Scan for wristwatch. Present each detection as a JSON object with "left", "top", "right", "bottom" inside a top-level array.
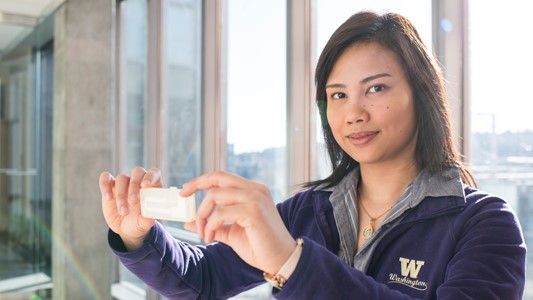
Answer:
[{"left": 263, "top": 238, "right": 304, "bottom": 289}]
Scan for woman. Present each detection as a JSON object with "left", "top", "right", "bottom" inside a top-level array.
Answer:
[{"left": 99, "top": 12, "right": 526, "bottom": 299}]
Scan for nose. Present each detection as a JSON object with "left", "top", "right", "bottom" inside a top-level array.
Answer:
[{"left": 345, "top": 96, "right": 368, "bottom": 124}]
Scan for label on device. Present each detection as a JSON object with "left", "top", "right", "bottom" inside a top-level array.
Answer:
[{"left": 140, "top": 187, "right": 196, "bottom": 222}]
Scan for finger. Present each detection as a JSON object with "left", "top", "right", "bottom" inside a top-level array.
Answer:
[
  {"left": 194, "top": 188, "right": 219, "bottom": 238},
  {"left": 195, "top": 188, "right": 251, "bottom": 238},
  {"left": 197, "top": 187, "right": 252, "bottom": 219},
  {"left": 210, "top": 223, "right": 235, "bottom": 246},
  {"left": 99, "top": 171, "right": 115, "bottom": 201},
  {"left": 99, "top": 171, "right": 117, "bottom": 215},
  {"left": 203, "top": 205, "right": 244, "bottom": 244},
  {"left": 184, "top": 220, "right": 198, "bottom": 233},
  {"left": 128, "top": 167, "right": 146, "bottom": 205},
  {"left": 203, "top": 205, "right": 232, "bottom": 243},
  {"left": 141, "top": 168, "right": 163, "bottom": 188},
  {"left": 115, "top": 173, "right": 130, "bottom": 215},
  {"left": 181, "top": 171, "right": 249, "bottom": 197}
]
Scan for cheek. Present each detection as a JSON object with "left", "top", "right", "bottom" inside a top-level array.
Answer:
[
  {"left": 327, "top": 107, "right": 343, "bottom": 131},
  {"left": 382, "top": 104, "right": 416, "bottom": 133},
  {"left": 326, "top": 107, "right": 345, "bottom": 139},
  {"left": 387, "top": 106, "right": 416, "bottom": 134}
]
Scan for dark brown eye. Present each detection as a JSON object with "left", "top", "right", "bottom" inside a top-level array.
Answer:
[
  {"left": 331, "top": 92, "right": 346, "bottom": 99},
  {"left": 367, "top": 85, "right": 385, "bottom": 93}
]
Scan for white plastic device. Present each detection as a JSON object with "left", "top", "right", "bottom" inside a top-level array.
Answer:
[{"left": 140, "top": 187, "right": 196, "bottom": 222}]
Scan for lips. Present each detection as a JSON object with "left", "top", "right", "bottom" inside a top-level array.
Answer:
[{"left": 346, "top": 131, "right": 379, "bottom": 145}]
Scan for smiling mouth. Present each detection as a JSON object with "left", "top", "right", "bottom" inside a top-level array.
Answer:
[{"left": 347, "top": 131, "right": 379, "bottom": 145}]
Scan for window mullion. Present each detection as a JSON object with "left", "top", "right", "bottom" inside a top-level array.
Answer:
[
  {"left": 432, "top": 0, "right": 469, "bottom": 159},
  {"left": 147, "top": 0, "right": 164, "bottom": 172},
  {"left": 287, "top": 0, "right": 313, "bottom": 190},
  {"left": 203, "top": 0, "right": 226, "bottom": 173}
]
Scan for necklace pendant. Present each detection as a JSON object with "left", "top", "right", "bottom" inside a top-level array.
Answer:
[{"left": 362, "top": 224, "right": 373, "bottom": 239}]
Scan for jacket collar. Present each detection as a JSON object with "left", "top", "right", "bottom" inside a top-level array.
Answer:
[{"left": 310, "top": 167, "right": 468, "bottom": 253}]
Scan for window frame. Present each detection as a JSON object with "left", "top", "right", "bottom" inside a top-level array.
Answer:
[{"left": 431, "top": 0, "right": 469, "bottom": 159}]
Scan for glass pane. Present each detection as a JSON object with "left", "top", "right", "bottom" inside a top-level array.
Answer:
[
  {"left": 162, "top": 0, "right": 203, "bottom": 232},
  {"left": 0, "top": 25, "right": 53, "bottom": 290},
  {"left": 122, "top": 0, "right": 148, "bottom": 172},
  {"left": 224, "top": 0, "right": 287, "bottom": 298},
  {"left": 468, "top": 1, "right": 533, "bottom": 297},
  {"left": 313, "top": 0, "right": 432, "bottom": 180},
  {"left": 225, "top": 0, "right": 288, "bottom": 203},
  {"left": 119, "top": 0, "right": 148, "bottom": 289},
  {"left": 165, "top": 0, "right": 203, "bottom": 187}
]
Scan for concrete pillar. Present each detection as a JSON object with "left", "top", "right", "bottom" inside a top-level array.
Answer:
[{"left": 52, "top": 0, "right": 116, "bottom": 299}]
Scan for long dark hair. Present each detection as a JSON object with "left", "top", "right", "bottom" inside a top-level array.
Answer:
[{"left": 308, "top": 11, "right": 476, "bottom": 188}]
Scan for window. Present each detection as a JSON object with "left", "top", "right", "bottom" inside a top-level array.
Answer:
[
  {"left": 468, "top": 1, "right": 533, "bottom": 297},
  {"left": 159, "top": 0, "right": 203, "bottom": 239},
  {"left": 114, "top": 0, "right": 204, "bottom": 298},
  {"left": 115, "top": 0, "right": 148, "bottom": 295},
  {"left": 164, "top": 0, "right": 202, "bottom": 188},
  {"left": 222, "top": 1, "right": 288, "bottom": 298},
  {"left": 119, "top": 0, "right": 148, "bottom": 172},
  {"left": 224, "top": 0, "right": 289, "bottom": 203},
  {"left": 0, "top": 16, "right": 54, "bottom": 293}
]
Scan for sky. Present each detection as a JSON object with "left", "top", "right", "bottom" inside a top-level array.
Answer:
[
  {"left": 468, "top": 0, "right": 533, "bottom": 134},
  {"left": 226, "top": 0, "right": 533, "bottom": 153},
  {"left": 226, "top": 0, "right": 287, "bottom": 154}
]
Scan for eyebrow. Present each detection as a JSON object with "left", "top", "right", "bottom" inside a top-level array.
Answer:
[
  {"left": 361, "top": 72, "right": 392, "bottom": 83},
  {"left": 325, "top": 72, "right": 393, "bottom": 89}
]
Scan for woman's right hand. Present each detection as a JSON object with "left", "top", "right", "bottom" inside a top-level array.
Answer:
[{"left": 99, "top": 167, "right": 160, "bottom": 251}]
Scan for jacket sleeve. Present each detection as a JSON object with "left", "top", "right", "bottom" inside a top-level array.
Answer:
[
  {"left": 435, "top": 193, "right": 526, "bottom": 299},
  {"left": 108, "top": 221, "right": 264, "bottom": 299}
]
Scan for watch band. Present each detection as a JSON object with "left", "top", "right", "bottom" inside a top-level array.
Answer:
[{"left": 263, "top": 238, "right": 304, "bottom": 289}]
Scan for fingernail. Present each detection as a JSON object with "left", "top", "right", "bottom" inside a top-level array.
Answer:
[{"left": 120, "top": 206, "right": 128, "bottom": 215}]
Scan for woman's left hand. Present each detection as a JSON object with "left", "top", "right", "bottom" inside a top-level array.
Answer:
[{"left": 180, "top": 171, "right": 296, "bottom": 275}]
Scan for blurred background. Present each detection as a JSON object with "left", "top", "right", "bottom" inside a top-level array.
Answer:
[{"left": 0, "top": 0, "right": 532, "bottom": 299}]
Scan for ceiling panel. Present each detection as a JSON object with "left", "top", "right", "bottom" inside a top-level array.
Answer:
[
  {"left": 0, "top": 0, "right": 64, "bottom": 59},
  {"left": 0, "top": 0, "right": 59, "bottom": 17},
  {"left": 0, "top": 24, "right": 31, "bottom": 51}
]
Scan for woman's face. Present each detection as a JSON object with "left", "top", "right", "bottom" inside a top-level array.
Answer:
[{"left": 326, "top": 42, "right": 418, "bottom": 169}]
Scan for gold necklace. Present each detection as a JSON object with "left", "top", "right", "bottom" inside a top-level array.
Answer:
[{"left": 359, "top": 201, "right": 392, "bottom": 240}]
